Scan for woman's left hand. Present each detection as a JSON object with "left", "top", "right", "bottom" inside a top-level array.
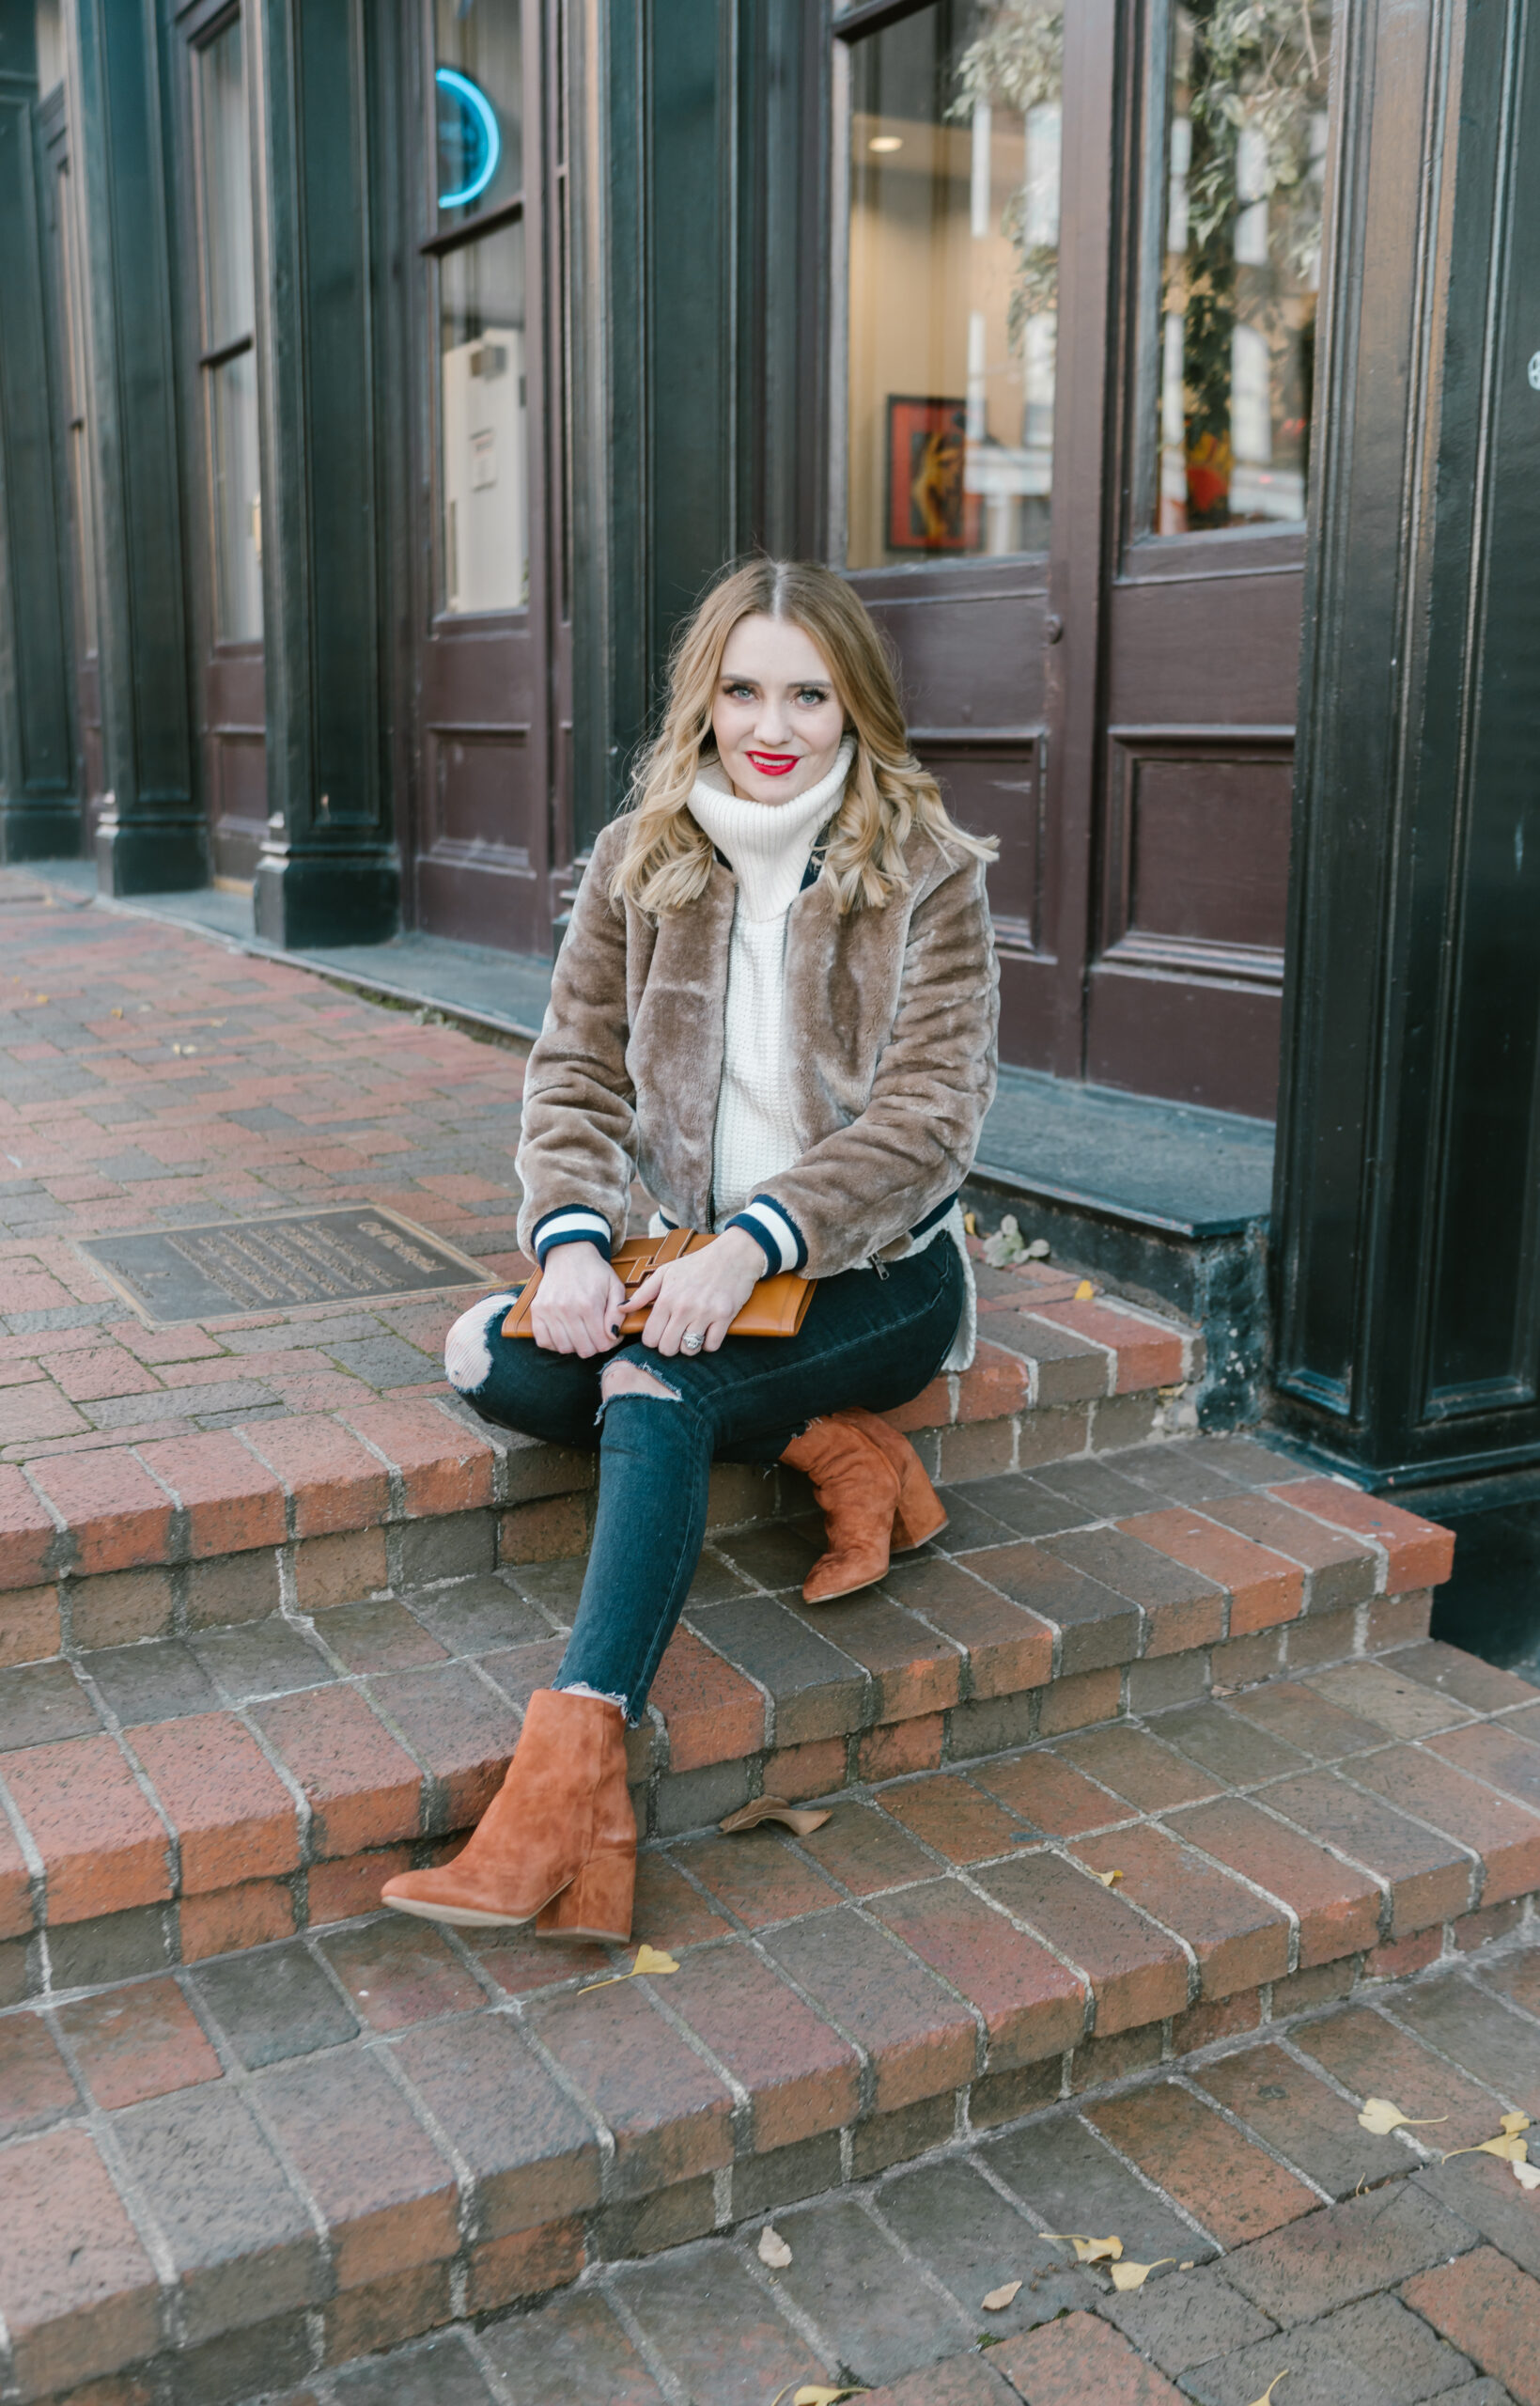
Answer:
[{"left": 630, "top": 1228, "right": 765, "bottom": 1356}]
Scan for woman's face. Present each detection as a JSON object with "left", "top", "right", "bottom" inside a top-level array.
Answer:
[{"left": 710, "top": 615, "right": 847, "bottom": 805}]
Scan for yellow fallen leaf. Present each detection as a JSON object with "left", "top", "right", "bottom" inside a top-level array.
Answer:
[
  {"left": 1110, "top": 2258, "right": 1174, "bottom": 2291},
  {"left": 767, "top": 2389, "right": 867, "bottom": 2406},
  {"left": 1501, "top": 2112, "right": 1532, "bottom": 2135},
  {"left": 1041, "top": 2232, "right": 1123, "bottom": 2263},
  {"left": 1091, "top": 1868, "right": 1124, "bottom": 1887},
  {"left": 981, "top": 2280, "right": 1020, "bottom": 2310},
  {"left": 1247, "top": 2378, "right": 1289, "bottom": 2406},
  {"left": 1446, "top": 2134, "right": 1529, "bottom": 2165},
  {"left": 964, "top": 1211, "right": 977, "bottom": 1236},
  {"left": 1075, "top": 1278, "right": 1094, "bottom": 1300},
  {"left": 1357, "top": 2097, "right": 1448, "bottom": 2135},
  {"left": 110, "top": 1008, "right": 123, "bottom": 1018},
  {"left": 1180, "top": 2260, "right": 1195, "bottom": 2270},
  {"left": 719, "top": 1795, "right": 832, "bottom": 1836},
  {"left": 758, "top": 2225, "right": 793, "bottom": 2268},
  {"left": 578, "top": 1942, "right": 680, "bottom": 1992}
]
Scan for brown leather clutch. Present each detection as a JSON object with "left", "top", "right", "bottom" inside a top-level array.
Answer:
[{"left": 500, "top": 1226, "right": 814, "bottom": 1340}]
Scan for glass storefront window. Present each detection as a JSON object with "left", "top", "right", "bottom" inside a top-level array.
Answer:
[
  {"left": 1154, "top": 0, "right": 1331, "bottom": 533},
  {"left": 194, "top": 15, "right": 262, "bottom": 641},
  {"left": 439, "top": 222, "right": 528, "bottom": 613},
  {"left": 435, "top": 0, "right": 522, "bottom": 222},
  {"left": 844, "top": 0, "right": 1063, "bottom": 570}
]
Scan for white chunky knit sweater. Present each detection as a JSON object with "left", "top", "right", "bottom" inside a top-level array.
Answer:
[
  {"left": 687, "top": 742, "right": 855, "bottom": 1224},
  {"left": 684, "top": 741, "right": 976, "bottom": 1370}
]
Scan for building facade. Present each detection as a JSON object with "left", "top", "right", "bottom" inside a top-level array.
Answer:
[
  {"left": 1, "top": 0, "right": 1328, "bottom": 1106},
  {"left": 0, "top": 0, "right": 1537, "bottom": 1497}
]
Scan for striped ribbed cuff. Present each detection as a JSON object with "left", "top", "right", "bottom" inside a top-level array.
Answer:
[
  {"left": 531, "top": 1207, "right": 613, "bottom": 1266},
  {"left": 725, "top": 1194, "right": 806, "bottom": 1275}
]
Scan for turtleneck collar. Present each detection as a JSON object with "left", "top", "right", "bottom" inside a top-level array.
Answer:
[{"left": 688, "top": 738, "right": 855, "bottom": 924}]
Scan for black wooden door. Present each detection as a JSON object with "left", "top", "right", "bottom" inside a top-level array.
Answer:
[{"left": 832, "top": 0, "right": 1330, "bottom": 1117}]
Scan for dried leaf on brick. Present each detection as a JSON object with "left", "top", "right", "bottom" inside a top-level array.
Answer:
[
  {"left": 1074, "top": 1279, "right": 1095, "bottom": 1300},
  {"left": 1246, "top": 2378, "right": 1290, "bottom": 2406},
  {"left": 1090, "top": 1868, "right": 1124, "bottom": 1887},
  {"left": 758, "top": 2225, "right": 793, "bottom": 2268},
  {"left": 1444, "top": 2133, "right": 1530, "bottom": 2165},
  {"left": 719, "top": 1796, "right": 833, "bottom": 1836},
  {"left": 1109, "top": 2258, "right": 1174, "bottom": 2291},
  {"left": 1356, "top": 2097, "right": 1447, "bottom": 2135},
  {"left": 1041, "top": 2232, "right": 1123, "bottom": 2263},
  {"left": 1512, "top": 2157, "right": 1540, "bottom": 2190},
  {"left": 578, "top": 1943, "right": 680, "bottom": 1993},
  {"left": 981, "top": 2281, "right": 1021, "bottom": 2310}
]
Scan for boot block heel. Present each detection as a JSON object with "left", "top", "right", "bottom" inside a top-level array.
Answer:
[
  {"left": 536, "top": 1850, "right": 635, "bottom": 1945},
  {"left": 891, "top": 1495, "right": 949, "bottom": 1553}
]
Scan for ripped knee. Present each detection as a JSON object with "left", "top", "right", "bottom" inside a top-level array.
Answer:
[{"left": 599, "top": 1358, "right": 680, "bottom": 1403}]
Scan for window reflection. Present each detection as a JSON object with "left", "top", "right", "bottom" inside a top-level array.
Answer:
[
  {"left": 845, "top": 0, "right": 1063, "bottom": 569},
  {"left": 194, "top": 15, "right": 262, "bottom": 642},
  {"left": 1155, "top": 0, "right": 1331, "bottom": 532},
  {"left": 439, "top": 225, "right": 528, "bottom": 614}
]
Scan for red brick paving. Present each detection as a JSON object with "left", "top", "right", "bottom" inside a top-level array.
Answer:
[
  {"left": 55, "top": 1974, "right": 224, "bottom": 2110},
  {"left": 1089, "top": 2081, "right": 1320, "bottom": 2246},
  {"left": 1401, "top": 2245, "right": 1540, "bottom": 2406},
  {"left": 1, "top": 1731, "right": 170, "bottom": 1925},
  {"left": 991, "top": 2311, "right": 1187, "bottom": 2403}
]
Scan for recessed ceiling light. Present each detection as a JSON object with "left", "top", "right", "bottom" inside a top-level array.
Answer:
[{"left": 868, "top": 134, "right": 903, "bottom": 152}]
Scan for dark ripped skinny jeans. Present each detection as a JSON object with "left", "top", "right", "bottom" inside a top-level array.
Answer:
[{"left": 446, "top": 1242, "right": 965, "bottom": 1721}]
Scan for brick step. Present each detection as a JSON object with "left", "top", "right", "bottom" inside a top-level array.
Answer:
[
  {"left": 0, "top": 1250, "right": 1199, "bottom": 1672},
  {"left": 0, "top": 1434, "right": 1454, "bottom": 2000},
  {"left": 231, "top": 1927, "right": 1540, "bottom": 2406},
  {"left": 2, "top": 1634, "right": 1537, "bottom": 2403}
]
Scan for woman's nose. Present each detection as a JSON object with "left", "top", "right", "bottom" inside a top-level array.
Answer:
[{"left": 754, "top": 700, "right": 791, "bottom": 745}]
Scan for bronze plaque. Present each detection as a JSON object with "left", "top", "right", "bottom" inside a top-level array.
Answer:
[{"left": 80, "top": 1207, "right": 489, "bottom": 1323}]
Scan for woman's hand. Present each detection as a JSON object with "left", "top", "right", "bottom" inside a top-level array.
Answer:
[
  {"left": 530, "top": 1241, "right": 628, "bottom": 1356},
  {"left": 630, "top": 1228, "right": 764, "bottom": 1356}
]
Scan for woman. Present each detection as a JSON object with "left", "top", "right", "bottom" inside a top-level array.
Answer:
[{"left": 383, "top": 558, "right": 998, "bottom": 1945}]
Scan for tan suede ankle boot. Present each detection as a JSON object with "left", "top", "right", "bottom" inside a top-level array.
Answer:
[
  {"left": 833, "top": 1405, "right": 949, "bottom": 1551},
  {"left": 781, "top": 1416, "right": 902, "bottom": 1602},
  {"left": 381, "top": 1688, "right": 635, "bottom": 1941}
]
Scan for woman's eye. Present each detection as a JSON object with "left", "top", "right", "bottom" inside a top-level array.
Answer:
[
  {"left": 798, "top": 689, "right": 829, "bottom": 707},
  {"left": 727, "top": 684, "right": 755, "bottom": 700}
]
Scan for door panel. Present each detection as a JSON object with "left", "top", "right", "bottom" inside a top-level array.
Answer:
[{"left": 853, "top": 567, "right": 1057, "bottom": 1063}]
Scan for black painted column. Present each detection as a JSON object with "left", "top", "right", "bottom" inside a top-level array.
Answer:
[
  {"left": 70, "top": 0, "right": 204, "bottom": 893},
  {"left": 247, "top": 0, "right": 398, "bottom": 947},
  {"left": 1271, "top": 0, "right": 1540, "bottom": 1491},
  {"left": 567, "top": 0, "right": 816, "bottom": 851},
  {"left": 0, "top": 2, "right": 78, "bottom": 860}
]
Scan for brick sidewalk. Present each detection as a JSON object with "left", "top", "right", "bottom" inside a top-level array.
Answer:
[
  {"left": 254, "top": 1935, "right": 1540, "bottom": 2405},
  {"left": 0, "top": 872, "right": 530, "bottom": 1459}
]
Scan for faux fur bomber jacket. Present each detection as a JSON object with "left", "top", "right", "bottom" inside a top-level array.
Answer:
[{"left": 513, "top": 809, "right": 1000, "bottom": 1282}]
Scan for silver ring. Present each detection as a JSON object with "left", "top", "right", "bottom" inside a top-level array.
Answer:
[{"left": 680, "top": 1330, "right": 705, "bottom": 1354}]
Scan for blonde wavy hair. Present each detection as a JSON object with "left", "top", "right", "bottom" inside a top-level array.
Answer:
[{"left": 611, "top": 558, "right": 996, "bottom": 915}]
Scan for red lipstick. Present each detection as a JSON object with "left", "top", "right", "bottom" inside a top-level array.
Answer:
[{"left": 746, "top": 751, "right": 798, "bottom": 775}]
